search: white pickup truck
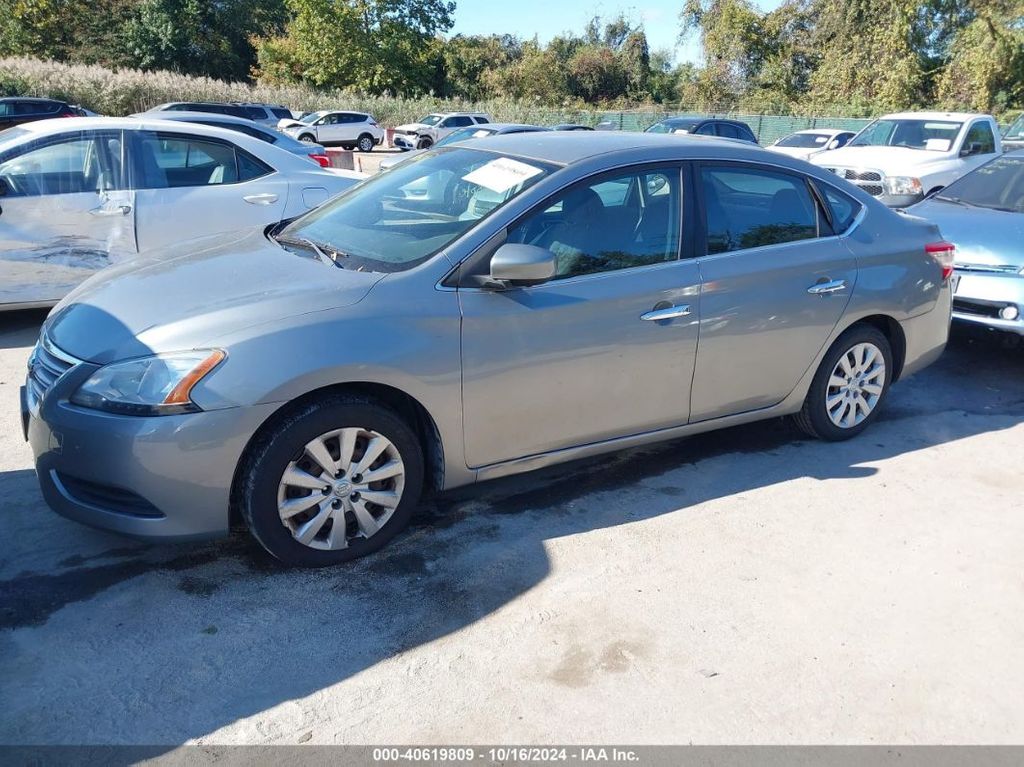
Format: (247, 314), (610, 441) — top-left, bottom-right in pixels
(811, 111), (1001, 207)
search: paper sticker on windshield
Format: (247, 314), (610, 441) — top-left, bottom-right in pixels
(925, 138), (951, 151)
(463, 157), (544, 193)
(471, 129), (491, 138)
(673, 129), (690, 135)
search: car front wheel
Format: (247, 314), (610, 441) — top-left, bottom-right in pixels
(416, 136), (433, 150)
(298, 133), (317, 143)
(237, 396), (424, 567)
(794, 324), (893, 441)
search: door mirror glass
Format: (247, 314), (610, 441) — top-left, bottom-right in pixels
(489, 243), (557, 286)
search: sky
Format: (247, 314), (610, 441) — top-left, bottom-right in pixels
(450, 0), (784, 65)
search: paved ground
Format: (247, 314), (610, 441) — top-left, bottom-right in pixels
(1, 310), (1022, 746)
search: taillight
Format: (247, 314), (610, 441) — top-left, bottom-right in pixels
(309, 153), (330, 168)
(926, 241), (956, 281)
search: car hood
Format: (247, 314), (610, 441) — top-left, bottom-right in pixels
(907, 197), (1024, 268)
(278, 119), (306, 131)
(767, 146), (818, 160)
(812, 145), (952, 173)
(46, 228), (385, 364)
(394, 122), (429, 133)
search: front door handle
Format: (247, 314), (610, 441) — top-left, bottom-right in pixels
(244, 193), (279, 206)
(89, 204), (131, 217)
(807, 279), (847, 295)
(641, 304), (691, 322)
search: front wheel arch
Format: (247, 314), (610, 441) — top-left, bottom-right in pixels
(229, 382), (445, 530)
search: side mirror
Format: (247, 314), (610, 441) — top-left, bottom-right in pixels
(0, 178), (6, 197)
(489, 243), (557, 287)
(826, 139), (839, 150)
(960, 141), (983, 157)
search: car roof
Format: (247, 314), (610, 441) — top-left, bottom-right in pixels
(0, 96), (66, 104)
(457, 131), (796, 166)
(485, 123), (546, 132)
(879, 111), (987, 121)
(792, 128), (852, 136)
(11, 116), (291, 149)
(137, 110), (268, 128)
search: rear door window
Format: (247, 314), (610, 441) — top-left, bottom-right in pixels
(133, 133), (271, 189)
(700, 165), (822, 254)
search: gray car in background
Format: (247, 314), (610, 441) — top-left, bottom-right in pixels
(23, 133), (953, 566)
(907, 152), (1024, 335)
(131, 110), (332, 166)
(378, 123), (548, 171)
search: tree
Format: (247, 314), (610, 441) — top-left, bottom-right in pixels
(255, 0), (455, 95)
(121, 0), (287, 81)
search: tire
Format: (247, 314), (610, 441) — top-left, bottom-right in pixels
(237, 396), (424, 567)
(416, 136), (433, 150)
(298, 133), (317, 144)
(357, 134), (375, 152)
(793, 324), (893, 441)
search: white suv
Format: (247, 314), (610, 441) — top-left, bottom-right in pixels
(392, 112), (491, 150)
(278, 111), (385, 152)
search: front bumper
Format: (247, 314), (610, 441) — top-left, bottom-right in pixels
(24, 361), (280, 541)
(951, 270), (1024, 335)
(392, 133), (418, 150)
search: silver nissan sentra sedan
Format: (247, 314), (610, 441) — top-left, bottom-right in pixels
(23, 132), (954, 566)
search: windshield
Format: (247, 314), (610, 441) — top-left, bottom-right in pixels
(777, 132), (831, 148)
(436, 126), (496, 146)
(647, 120), (697, 134)
(418, 114), (443, 126)
(1004, 114), (1024, 140)
(278, 147), (557, 272)
(848, 119), (962, 150)
(299, 111), (325, 124)
(936, 155), (1024, 212)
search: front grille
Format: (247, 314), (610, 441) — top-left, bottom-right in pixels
(55, 472), (163, 518)
(829, 167), (885, 197)
(26, 334), (81, 408)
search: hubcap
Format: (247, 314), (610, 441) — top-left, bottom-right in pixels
(826, 342), (886, 429)
(277, 427), (405, 550)
(359, 138), (372, 151)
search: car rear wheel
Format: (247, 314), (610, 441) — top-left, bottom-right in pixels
(237, 396), (424, 567)
(794, 325), (893, 441)
(357, 134), (375, 152)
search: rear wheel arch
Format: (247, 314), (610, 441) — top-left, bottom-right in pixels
(838, 315), (906, 381)
(229, 382), (445, 530)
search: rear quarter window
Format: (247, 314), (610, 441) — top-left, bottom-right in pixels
(818, 183), (861, 233)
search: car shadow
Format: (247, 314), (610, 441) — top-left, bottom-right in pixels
(0, 308), (48, 350)
(0, 324), (1022, 745)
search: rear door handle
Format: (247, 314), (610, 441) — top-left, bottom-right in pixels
(244, 193), (279, 206)
(89, 205), (131, 217)
(641, 304), (691, 321)
(807, 279), (847, 295)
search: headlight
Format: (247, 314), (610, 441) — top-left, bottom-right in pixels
(884, 176), (923, 196)
(71, 350), (225, 416)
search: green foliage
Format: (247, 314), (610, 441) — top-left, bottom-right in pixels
(254, 0), (454, 95)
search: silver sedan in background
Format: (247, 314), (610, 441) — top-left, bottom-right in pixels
(907, 152), (1024, 335)
(0, 117), (363, 309)
(130, 110), (332, 167)
(23, 133), (953, 566)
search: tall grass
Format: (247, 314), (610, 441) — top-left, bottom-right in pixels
(0, 56), (606, 126)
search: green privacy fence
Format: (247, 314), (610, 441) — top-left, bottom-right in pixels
(593, 111), (875, 144)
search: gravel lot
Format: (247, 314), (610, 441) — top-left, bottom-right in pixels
(1, 310), (1022, 746)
